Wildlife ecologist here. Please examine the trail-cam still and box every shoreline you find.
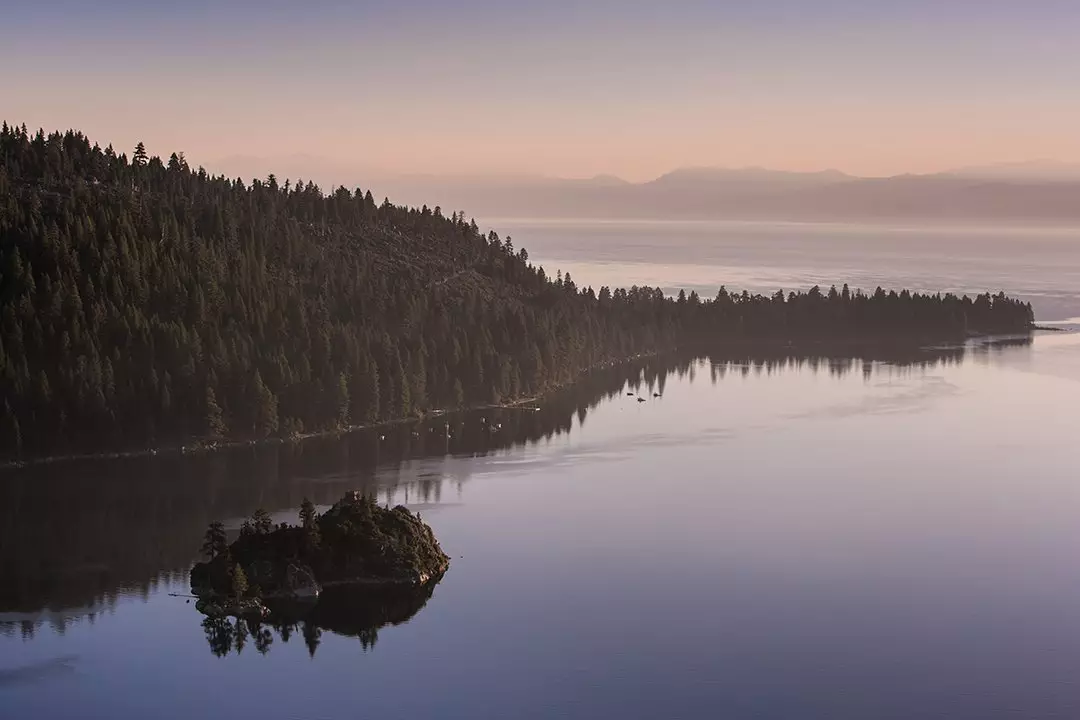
[0,352,658,472]
[3,327,1055,472]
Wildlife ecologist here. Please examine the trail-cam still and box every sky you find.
[5,0,1080,181]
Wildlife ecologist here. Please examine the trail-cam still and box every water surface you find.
[2,334,1080,719]
[492,218,1080,322]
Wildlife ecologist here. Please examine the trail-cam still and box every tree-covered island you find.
[191,493,449,618]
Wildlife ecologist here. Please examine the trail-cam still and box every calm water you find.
[492,218,1080,322]
[3,333,1080,719]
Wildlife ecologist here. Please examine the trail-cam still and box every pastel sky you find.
[5,0,1080,180]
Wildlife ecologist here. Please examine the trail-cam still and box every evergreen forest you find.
[0,124,1033,460]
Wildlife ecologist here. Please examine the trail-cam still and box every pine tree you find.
[251,508,273,535]
[335,373,350,427]
[251,371,278,437]
[363,365,380,423]
[132,142,148,166]
[299,498,321,550]
[299,498,317,530]
[201,521,228,559]
[204,385,226,439]
[232,564,249,600]
[397,367,412,418]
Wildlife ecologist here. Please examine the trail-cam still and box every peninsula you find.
[0,124,1035,464]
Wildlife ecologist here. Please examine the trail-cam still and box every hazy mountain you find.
[646,166,852,189]
[209,156,1080,224]
[943,160,1080,182]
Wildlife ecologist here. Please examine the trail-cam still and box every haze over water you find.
[8,1,1080,717]
[495,218,1080,323]
[3,330,1080,719]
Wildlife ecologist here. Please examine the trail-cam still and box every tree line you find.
[0,123,1033,460]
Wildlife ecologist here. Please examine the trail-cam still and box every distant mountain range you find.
[213,156,1080,224]
[942,160,1080,182]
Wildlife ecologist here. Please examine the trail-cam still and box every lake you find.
[491,218,1080,322]
[3,330,1080,719]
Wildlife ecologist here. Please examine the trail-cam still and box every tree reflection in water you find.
[198,580,440,657]
[2,339,1028,638]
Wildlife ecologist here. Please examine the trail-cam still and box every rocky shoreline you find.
[190,492,449,621]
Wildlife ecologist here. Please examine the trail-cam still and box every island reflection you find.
[200,581,440,657]
[0,338,1029,638]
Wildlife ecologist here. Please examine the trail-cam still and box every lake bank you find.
[4,327,1052,472]
[0,351,661,472]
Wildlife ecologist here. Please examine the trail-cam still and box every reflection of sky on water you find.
[498,219,1080,320]
[0,655,79,688]
[3,335,1080,719]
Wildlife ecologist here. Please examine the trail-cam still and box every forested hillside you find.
[0,124,1032,460]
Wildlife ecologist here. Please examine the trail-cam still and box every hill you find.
[0,124,683,460]
[0,124,1033,461]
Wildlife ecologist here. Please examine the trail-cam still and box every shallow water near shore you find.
[3,332,1080,719]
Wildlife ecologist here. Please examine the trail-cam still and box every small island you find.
[191,492,449,618]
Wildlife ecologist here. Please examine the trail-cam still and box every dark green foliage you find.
[299,498,317,531]
[316,493,448,582]
[0,125,681,458]
[690,284,1032,342]
[251,371,278,437]
[191,492,449,598]
[201,521,227,560]
[334,373,350,427]
[299,497,321,550]
[204,385,225,439]
[251,508,273,535]
[0,124,1033,460]
[231,564,249,600]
